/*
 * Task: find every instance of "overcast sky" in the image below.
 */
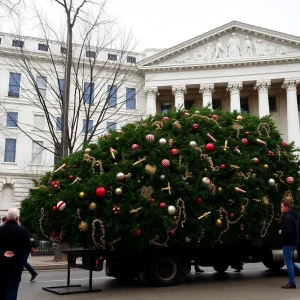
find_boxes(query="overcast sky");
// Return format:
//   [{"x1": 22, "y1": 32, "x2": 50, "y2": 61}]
[{"x1": 1, "y1": 0, "x2": 300, "y2": 51}]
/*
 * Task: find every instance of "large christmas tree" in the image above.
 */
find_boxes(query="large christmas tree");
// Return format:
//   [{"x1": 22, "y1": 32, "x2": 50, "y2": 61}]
[{"x1": 20, "y1": 108, "x2": 300, "y2": 251}]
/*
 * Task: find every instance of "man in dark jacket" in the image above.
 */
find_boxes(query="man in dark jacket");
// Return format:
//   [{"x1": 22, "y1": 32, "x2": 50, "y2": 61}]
[
  {"x1": 0, "y1": 208, "x2": 32, "y2": 299},
  {"x1": 280, "y1": 200, "x2": 300, "y2": 289}
]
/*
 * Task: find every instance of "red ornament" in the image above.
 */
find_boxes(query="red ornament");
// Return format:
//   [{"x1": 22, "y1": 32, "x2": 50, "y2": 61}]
[
  {"x1": 69, "y1": 175, "x2": 74, "y2": 180},
  {"x1": 61, "y1": 164, "x2": 67, "y2": 170},
  {"x1": 162, "y1": 117, "x2": 169, "y2": 122},
  {"x1": 96, "y1": 187, "x2": 106, "y2": 198},
  {"x1": 146, "y1": 134, "x2": 155, "y2": 142},
  {"x1": 131, "y1": 144, "x2": 139, "y2": 151},
  {"x1": 161, "y1": 159, "x2": 170, "y2": 168},
  {"x1": 50, "y1": 181, "x2": 56, "y2": 187},
  {"x1": 150, "y1": 198, "x2": 155, "y2": 203},
  {"x1": 134, "y1": 229, "x2": 142, "y2": 236},
  {"x1": 159, "y1": 202, "x2": 166, "y2": 209},
  {"x1": 212, "y1": 114, "x2": 218, "y2": 120},
  {"x1": 220, "y1": 164, "x2": 226, "y2": 169},
  {"x1": 143, "y1": 123, "x2": 148, "y2": 127},
  {"x1": 241, "y1": 138, "x2": 248, "y2": 145},
  {"x1": 252, "y1": 158, "x2": 259, "y2": 164},
  {"x1": 170, "y1": 149, "x2": 179, "y2": 156},
  {"x1": 197, "y1": 198, "x2": 203, "y2": 204},
  {"x1": 282, "y1": 141, "x2": 288, "y2": 147},
  {"x1": 230, "y1": 213, "x2": 235, "y2": 219},
  {"x1": 52, "y1": 206, "x2": 57, "y2": 212},
  {"x1": 192, "y1": 124, "x2": 198, "y2": 130},
  {"x1": 286, "y1": 177, "x2": 294, "y2": 184},
  {"x1": 245, "y1": 131, "x2": 250, "y2": 136},
  {"x1": 51, "y1": 232, "x2": 58, "y2": 238},
  {"x1": 169, "y1": 230, "x2": 176, "y2": 236},
  {"x1": 113, "y1": 206, "x2": 121, "y2": 215},
  {"x1": 205, "y1": 143, "x2": 215, "y2": 152}
]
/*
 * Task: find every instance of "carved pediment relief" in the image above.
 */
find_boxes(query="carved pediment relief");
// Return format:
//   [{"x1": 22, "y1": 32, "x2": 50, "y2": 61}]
[{"x1": 155, "y1": 32, "x2": 300, "y2": 65}]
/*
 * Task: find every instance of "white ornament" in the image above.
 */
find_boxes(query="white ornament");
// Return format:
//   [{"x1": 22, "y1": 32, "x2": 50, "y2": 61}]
[
  {"x1": 116, "y1": 172, "x2": 125, "y2": 181},
  {"x1": 268, "y1": 178, "x2": 275, "y2": 186},
  {"x1": 189, "y1": 141, "x2": 197, "y2": 148},
  {"x1": 57, "y1": 201, "x2": 66, "y2": 211},
  {"x1": 159, "y1": 138, "x2": 167, "y2": 145},
  {"x1": 202, "y1": 177, "x2": 211, "y2": 185},
  {"x1": 167, "y1": 205, "x2": 176, "y2": 215}
]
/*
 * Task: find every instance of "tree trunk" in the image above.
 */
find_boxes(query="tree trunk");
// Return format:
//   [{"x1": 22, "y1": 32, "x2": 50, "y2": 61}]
[{"x1": 53, "y1": 243, "x2": 68, "y2": 262}]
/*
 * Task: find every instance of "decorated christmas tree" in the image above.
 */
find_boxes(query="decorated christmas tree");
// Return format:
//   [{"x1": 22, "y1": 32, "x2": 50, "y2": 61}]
[{"x1": 20, "y1": 108, "x2": 300, "y2": 250}]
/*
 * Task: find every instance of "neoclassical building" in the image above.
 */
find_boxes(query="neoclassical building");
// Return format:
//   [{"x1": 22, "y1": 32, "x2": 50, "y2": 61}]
[{"x1": 1, "y1": 20, "x2": 300, "y2": 214}]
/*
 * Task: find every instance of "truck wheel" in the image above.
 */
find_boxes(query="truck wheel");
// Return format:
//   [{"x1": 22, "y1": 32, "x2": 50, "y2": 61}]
[
  {"x1": 263, "y1": 261, "x2": 284, "y2": 270},
  {"x1": 213, "y1": 263, "x2": 228, "y2": 273},
  {"x1": 150, "y1": 257, "x2": 180, "y2": 287}
]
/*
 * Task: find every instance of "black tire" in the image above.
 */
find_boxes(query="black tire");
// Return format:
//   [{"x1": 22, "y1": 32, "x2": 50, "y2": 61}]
[
  {"x1": 111, "y1": 264, "x2": 137, "y2": 280},
  {"x1": 213, "y1": 262, "x2": 228, "y2": 273},
  {"x1": 149, "y1": 256, "x2": 181, "y2": 287},
  {"x1": 263, "y1": 261, "x2": 284, "y2": 270}
]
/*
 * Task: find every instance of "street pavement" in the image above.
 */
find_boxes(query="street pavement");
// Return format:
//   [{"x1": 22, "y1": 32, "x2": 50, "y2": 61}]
[{"x1": 19, "y1": 263, "x2": 300, "y2": 300}]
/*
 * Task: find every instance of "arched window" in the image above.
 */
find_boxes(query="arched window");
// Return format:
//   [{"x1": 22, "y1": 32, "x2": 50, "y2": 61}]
[{"x1": 1, "y1": 184, "x2": 14, "y2": 209}]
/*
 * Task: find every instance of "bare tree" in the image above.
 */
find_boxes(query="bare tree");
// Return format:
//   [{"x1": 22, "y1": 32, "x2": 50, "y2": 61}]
[
  {"x1": 0, "y1": 0, "x2": 24, "y2": 15},
  {"x1": 0, "y1": 0, "x2": 143, "y2": 161}
]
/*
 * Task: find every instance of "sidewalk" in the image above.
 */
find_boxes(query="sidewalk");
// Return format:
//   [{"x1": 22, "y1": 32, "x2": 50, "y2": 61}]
[{"x1": 26, "y1": 255, "x2": 68, "y2": 271}]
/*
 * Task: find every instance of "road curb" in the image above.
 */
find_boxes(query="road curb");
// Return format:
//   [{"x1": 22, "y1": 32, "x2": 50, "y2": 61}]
[{"x1": 25, "y1": 264, "x2": 68, "y2": 271}]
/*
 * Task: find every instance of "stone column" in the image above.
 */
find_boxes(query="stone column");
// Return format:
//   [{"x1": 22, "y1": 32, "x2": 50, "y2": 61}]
[
  {"x1": 172, "y1": 85, "x2": 186, "y2": 110},
  {"x1": 254, "y1": 80, "x2": 271, "y2": 117},
  {"x1": 200, "y1": 84, "x2": 214, "y2": 108},
  {"x1": 227, "y1": 82, "x2": 243, "y2": 112},
  {"x1": 144, "y1": 87, "x2": 159, "y2": 115},
  {"x1": 282, "y1": 79, "x2": 300, "y2": 148}
]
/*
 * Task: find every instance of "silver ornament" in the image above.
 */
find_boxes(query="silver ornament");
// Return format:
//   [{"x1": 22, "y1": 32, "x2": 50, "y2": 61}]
[
  {"x1": 160, "y1": 175, "x2": 166, "y2": 180},
  {"x1": 116, "y1": 172, "x2": 125, "y2": 181},
  {"x1": 167, "y1": 205, "x2": 176, "y2": 215},
  {"x1": 189, "y1": 141, "x2": 197, "y2": 148},
  {"x1": 115, "y1": 188, "x2": 123, "y2": 195},
  {"x1": 85, "y1": 148, "x2": 92, "y2": 154},
  {"x1": 159, "y1": 138, "x2": 167, "y2": 145},
  {"x1": 268, "y1": 178, "x2": 275, "y2": 186}
]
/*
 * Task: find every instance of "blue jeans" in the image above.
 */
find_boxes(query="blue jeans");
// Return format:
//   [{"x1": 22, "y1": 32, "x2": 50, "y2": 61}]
[
  {"x1": 23, "y1": 252, "x2": 36, "y2": 276},
  {"x1": 283, "y1": 246, "x2": 300, "y2": 286},
  {"x1": 0, "y1": 274, "x2": 21, "y2": 300}
]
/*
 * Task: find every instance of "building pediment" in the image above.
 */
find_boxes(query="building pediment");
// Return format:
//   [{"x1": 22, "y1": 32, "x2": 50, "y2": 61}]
[{"x1": 138, "y1": 21, "x2": 300, "y2": 71}]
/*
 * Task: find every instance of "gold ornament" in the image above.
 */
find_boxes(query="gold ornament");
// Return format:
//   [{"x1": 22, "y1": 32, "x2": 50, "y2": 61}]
[
  {"x1": 145, "y1": 164, "x2": 157, "y2": 175},
  {"x1": 89, "y1": 202, "x2": 97, "y2": 210},
  {"x1": 262, "y1": 196, "x2": 269, "y2": 204},
  {"x1": 218, "y1": 187, "x2": 223, "y2": 192},
  {"x1": 79, "y1": 192, "x2": 85, "y2": 199},
  {"x1": 185, "y1": 237, "x2": 191, "y2": 243},
  {"x1": 263, "y1": 164, "x2": 268, "y2": 169},
  {"x1": 216, "y1": 219, "x2": 223, "y2": 227},
  {"x1": 115, "y1": 188, "x2": 123, "y2": 196},
  {"x1": 78, "y1": 221, "x2": 88, "y2": 231},
  {"x1": 140, "y1": 186, "x2": 154, "y2": 200},
  {"x1": 85, "y1": 148, "x2": 92, "y2": 154},
  {"x1": 236, "y1": 115, "x2": 243, "y2": 121},
  {"x1": 161, "y1": 182, "x2": 172, "y2": 194}
]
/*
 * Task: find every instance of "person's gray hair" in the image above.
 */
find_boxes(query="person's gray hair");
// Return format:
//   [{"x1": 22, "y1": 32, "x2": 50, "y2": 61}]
[{"x1": 7, "y1": 208, "x2": 20, "y2": 221}]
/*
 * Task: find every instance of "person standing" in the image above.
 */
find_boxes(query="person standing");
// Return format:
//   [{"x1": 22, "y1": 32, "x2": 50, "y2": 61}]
[
  {"x1": 0, "y1": 208, "x2": 32, "y2": 300},
  {"x1": 280, "y1": 200, "x2": 300, "y2": 289},
  {"x1": 23, "y1": 232, "x2": 38, "y2": 281}
]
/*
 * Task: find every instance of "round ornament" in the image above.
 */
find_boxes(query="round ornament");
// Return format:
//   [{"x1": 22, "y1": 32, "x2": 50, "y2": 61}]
[
  {"x1": 245, "y1": 131, "x2": 250, "y2": 136},
  {"x1": 113, "y1": 206, "x2": 121, "y2": 215},
  {"x1": 268, "y1": 178, "x2": 276, "y2": 186},
  {"x1": 189, "y1": 141, "x2": 197, "y2": 148},
  {"x1": 195, "y1": 110, "x2": 200, "y2": 114},
  {"x1": 169, "y1": 230, "x2": 176, "y2": 236},
  {"x1": 205, "y1": 143, "x2": 214, "y2": 152},
  {"x1": 162, "y1": 116, "x2": 169, "y2": 122},
  {"x1": 220, "y1": 164, "x2": 226, "y2": 169},
  {"x1": 134, "y1": 229, "x2": 142, "y2": 236},
  {"x1": 218, "y1": 187, "x2": 223, "y2": 192},
  {"x1": 69, "y1": 175, "x2": 74, "y2": 180},
  {"x1": 170, "y1": 149, "x2": 179, "y2": 156},
  {"x1": 212, "y1": 114, "x2": 218, "y2": 120},
  {"x1": 167, "y1": 205, "x2": 176, "y2": 215},
  {"x1": 263, "y1": 164, "x2": 268, "y2": 169},
  {"x1": 146, "y1": 134, "x2": 155, "y2": 142},
  {"x1": 216, "y1": 219, "x2": 223, "y2": 227},
  {"x1": 116, "y1": 172, "x2": 125, "y2": 181},
  {"x1": 51, "y1": 232, "x2": 58, "y2": 238},
  {"x1": 79, "y1": 192, "x2": 85, "y2": 199},
  {"x1": 159, "y1": 202, "x2": 166, "y2": 209},
  {"x1": 150, "y1": 198, "x2": 155, "y2": 203},
  {"x1": 160, "y1": 175, "x2": 166, "y2": 180},
  {"x1": 197, "y1": 198, "x2": 203, "y2": 204},
  {"x1": 230, "y1": 213, "x2": 235, "y2": 219},
  {"x1": 85, "y1": 148, "x2": 92, "y2": 154},
  {"x1": 50, "y1": 181, "x2": 56, "y2": 187},
  {"x1": 185, "y1": 237, "x2": 191, "y2": 243},
  {"x1": 115, "y1": 188, "x2": 123, "y2": 196},
  {"x1": 57, "y1": 201, "x2": 66, "y2": 211},
  {"x1": 202, "y1": 177, "x2": 211, "y2": 185},
  {"x1": 286, "y1": 177, "x2": 294, "y2": 184},
  {"x1": 131, "y1": 144, "x2": 139, "y2": 151},
  {"x1": 262, "y1": 196, "x2": 269, "y2": 204},
  {"x1": 241, "y1": 138, "x2": 248, "y2": 145},
  {"x1": 161, "y1": 159, "x2": 170, "y2": 168},
  {"x1": 253, "y1": 157, "x2": 259, "y2": 164},
  {"x1": 236, "y1": 115, "x2": 243, "y2": 121},
  {"x1": 78, "y1": 221, "x2": 88, "y2": 231},
  {"x1": 95, "y1": 187, "x2": 106, "y2": 198},
  {"x1": 282, "y1": 141, "x2": 288, "y2": 147},
  {"x1": 159, "y1": 138, "x2": 167, "y2": 145},
  {"x1": 52, "y1": 206, "x2": 57, "y2": 212},
  {"x1": 192, "y1": 124, "x2": 199, "y2": 130},
  {"x1": 89, "y1": 202, "x2": 97, "y2": 210}
]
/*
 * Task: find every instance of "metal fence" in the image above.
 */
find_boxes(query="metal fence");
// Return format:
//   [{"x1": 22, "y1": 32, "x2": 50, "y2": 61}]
[{"x1": 33, "y1": 240, "x2": 83, "y2": 256}]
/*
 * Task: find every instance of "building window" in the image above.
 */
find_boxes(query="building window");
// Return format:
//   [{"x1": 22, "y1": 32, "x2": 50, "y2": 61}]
[
  {"x1": 185, "y1": 100, "x2": 195, "y2": 110},
  {"x1": 268, "y1": 96, "x2": 277, "y2": 113},
  {"x1": 126, "y1": 88, "x2": 136, "y2": 109},
  {"x1": 212, "y1": 99, "x2": 222, "y2": 110},
  {"x1": 4, "y1": 139, "x2": 16, "y2": 163},
  {"x1": 6, "y1": 112, "x2": 18, "y2": 127},
  {"x1": 161, "y1": 102, "x2": 171, "y2": 114},
  {"x1": 54, "y1": 144, "x2": 61, "y2": 165},
  {"x1": 60, "y1": 46, "x2": 67, "y2": 54},
  {"x1": 32, "y1": 141, "x2": 43, "y2": 165},
  {"x1": 127, "y1": 56, "x2": 136, "y2": 64},
  {"x1": 36, "y1": 76, "x2": 47, "y2": 98},
  {"x1": 8, "y1": 72, "x2": 21, "y2": 97},
  {"x1": 38, "y1": 43, "x2": 49, "y2": 52},
  {"x1": 240, "y1": 97, "x2": 249, "y2": 114},
  {"x1": 108, "y1": 53, "x2": 117, "y2": 61},
  {"x1": 82, "y1": 119, "x2": 93, "y2": 133},
  {"x1": 56, "y1": 117, "x2": 62, "y2": 132},
  {"x1": 12, "y1": 39, "x2": 24, "y2": 48},
  {"x1": 107, "y1": 85, "x2": 117, "y2": 108},
  {"x1": 58, "y1": 79, "x2": 65, "y2": 100},
  {"x1": 107, "y1": 122, "x2": 116, "y2": 131},
  {"x1": 34, "y1": 115, "x2": 44, "y2": 130},
  {"x1": 86, "y1": 50, "x2": 96, "y2": 58},
  {"x1": 83, "y1": 82, "x2": 94, "y2": 104}
]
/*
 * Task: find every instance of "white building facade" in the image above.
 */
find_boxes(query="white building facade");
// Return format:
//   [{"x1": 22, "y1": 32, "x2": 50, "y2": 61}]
[{"x1": 1, "y1": 21, "x2": 300, "y2": 213}]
